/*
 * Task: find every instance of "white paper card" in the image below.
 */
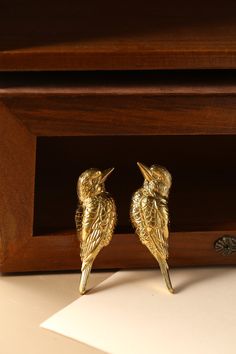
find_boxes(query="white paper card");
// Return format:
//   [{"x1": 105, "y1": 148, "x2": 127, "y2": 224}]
[{"x1": 41, "y1": 268, "x2": 236, "y2": 354}]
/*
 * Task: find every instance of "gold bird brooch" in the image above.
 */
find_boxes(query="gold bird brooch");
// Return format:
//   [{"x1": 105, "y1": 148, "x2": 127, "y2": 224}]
[
  {"x1": 75, "y1": 167, "x2": 116, "y2": 295},
  {"x1": 130, "y1": 162, "x2": 174, "y2": 293}
]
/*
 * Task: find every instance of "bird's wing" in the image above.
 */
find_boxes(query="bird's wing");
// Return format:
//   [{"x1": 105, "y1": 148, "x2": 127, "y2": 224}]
[
  {"x1": 80, "y1": 195, "x2": 116, "y2": 264},
  {"x1": 139, "y1": 196, "x2": 169, "y2": 260},
  {"x1": 75, "y1": 203, "x2": 83, "y2": 236}
]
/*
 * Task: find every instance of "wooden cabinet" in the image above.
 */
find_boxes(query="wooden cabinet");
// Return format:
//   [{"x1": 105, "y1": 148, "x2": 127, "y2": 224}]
[
  {"x1": 1, "y1": 0, "x2": 236, "y2": 70},
  {"x1": 0, "y1": 1, "x2": 236, "y2": 272}
]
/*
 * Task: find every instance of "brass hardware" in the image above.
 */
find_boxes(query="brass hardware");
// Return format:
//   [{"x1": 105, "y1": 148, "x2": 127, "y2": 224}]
[
  {"x1": 215, "y1": 236, "x2": 236, "y2": 256},
  {"x1": 130, "y1": 162, "x2": 174, "y2": 293},
  {"x1": 75, "y1": 167, "x2": 117, "y2": 295}
]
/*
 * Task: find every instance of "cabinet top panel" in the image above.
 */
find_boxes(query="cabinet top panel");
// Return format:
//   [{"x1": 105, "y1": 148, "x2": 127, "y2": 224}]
[{"x1": 1, "y1": 0, "x2": 236, "y2": 71}]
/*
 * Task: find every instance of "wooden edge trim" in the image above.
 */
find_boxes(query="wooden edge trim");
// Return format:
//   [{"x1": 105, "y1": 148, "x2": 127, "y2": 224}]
[
  {"x1": 1, "y1": 231, "x2": 236, "y2": 273},
  {"x1": 0, "y1": 101, "x2": 36, "y2": 265}
]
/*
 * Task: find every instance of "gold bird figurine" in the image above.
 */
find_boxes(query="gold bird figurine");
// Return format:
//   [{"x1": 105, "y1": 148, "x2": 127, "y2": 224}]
[
  {"x1": 130, "y1": 162, "x2": 174, "y2": 293},
  {"x1": 75, "y1": 167, "x2": 116, "y2": 295}
]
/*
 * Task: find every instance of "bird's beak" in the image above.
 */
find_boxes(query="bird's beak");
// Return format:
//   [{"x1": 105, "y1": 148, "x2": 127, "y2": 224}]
[
  {"x1": 100, "y1": 167, "x2": 114, "y2": 183},
  {"x1": 137, "y1": 162, "x2": 152, "y2": 181}
]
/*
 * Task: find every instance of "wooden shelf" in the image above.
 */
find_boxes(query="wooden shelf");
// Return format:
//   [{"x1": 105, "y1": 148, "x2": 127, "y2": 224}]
[
  {"x1": 1, "y1": 77, "x2": 236, "y2": 272},
  {"x1": 2, "y1": 231, "x2": 236, "y2": 273},
  {"x1": 1, "y1": 71, "x2": 236, "y2": 136},
  {"x1": 1, "y1": 0, "x2": 236, "y2": 71}
]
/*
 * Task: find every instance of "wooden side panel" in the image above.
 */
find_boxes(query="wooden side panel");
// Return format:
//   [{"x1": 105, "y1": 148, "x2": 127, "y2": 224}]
[
  {"x1": 2, "y1": 94, "x2": 236, "y2": 136},
  {"x1": 0, "y1": 102, "x2": 36, "y2": 268}
]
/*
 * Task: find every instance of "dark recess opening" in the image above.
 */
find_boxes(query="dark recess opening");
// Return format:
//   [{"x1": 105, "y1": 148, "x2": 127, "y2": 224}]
[{"x1": 33, "y1": 135, "x2": 236, "y2": 236}]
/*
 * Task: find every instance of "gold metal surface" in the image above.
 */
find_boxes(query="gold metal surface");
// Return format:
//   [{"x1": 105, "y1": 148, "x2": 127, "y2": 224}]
[
  {"x1": 75, "y1": 167, "x2": 116, "y2": 294},
  {"x1": 130, "y1": 162, "x2": 174, "y2": 293}
]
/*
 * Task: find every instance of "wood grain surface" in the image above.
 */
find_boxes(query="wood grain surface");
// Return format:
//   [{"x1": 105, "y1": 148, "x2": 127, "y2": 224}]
[
  {"x1": 2, "y1": 231, "x2": 236, "y2": 273},
  {"x1": 0, "y1": 102, "x2": 36, "y2": 266},
  {"x1": 0, "y1": 0, "x2": 236, "y2": 70},
  {"x1": 0, "y1": 72, "x2": 236, "y2": 272},
  {"x1": 1, "y1": 72, "x2": 236, "y2": 136}
]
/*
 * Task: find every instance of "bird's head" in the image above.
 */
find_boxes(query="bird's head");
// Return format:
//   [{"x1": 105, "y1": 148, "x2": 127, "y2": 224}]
[
  {"x1": 77, "y1": 167, "x2": 114, "y2": 201},
  {"x1": 137, "y1": 162, "x2": 172, "y2": 198}
]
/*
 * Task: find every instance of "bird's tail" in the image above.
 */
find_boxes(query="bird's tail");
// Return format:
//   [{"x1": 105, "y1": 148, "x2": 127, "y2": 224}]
[
  {"x1": 79, "y1": 261, "x2": 93, "y2": 295},
  {"x1": 159, "y1": 259, "x2": 174, "y2": 294}
]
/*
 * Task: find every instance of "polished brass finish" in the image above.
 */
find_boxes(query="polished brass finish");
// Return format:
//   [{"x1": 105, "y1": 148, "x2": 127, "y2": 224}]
[
  {"x1": 215, "y1": 236, "x2": 236, "y2": 255},
  {"x1": 130, "y1": 162, "x2": 174, "y2": 293},
  {"x1": 75, "y1": 167, "x2": 116, "y2": 294}
]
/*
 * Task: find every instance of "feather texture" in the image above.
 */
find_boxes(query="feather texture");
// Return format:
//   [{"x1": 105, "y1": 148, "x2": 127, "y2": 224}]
[
  {"x1": 79, "y1": 193, "x2": 116, "y2": 266},
  {"x1": 131, "y1": 190, "x2": 169, "y2": 261},
  {"x1": 130, "y1": 162, "x2": 174, "y2": 293},
  {"x1": 75, "y1": 167, "x2": 116, "y2": 295}
]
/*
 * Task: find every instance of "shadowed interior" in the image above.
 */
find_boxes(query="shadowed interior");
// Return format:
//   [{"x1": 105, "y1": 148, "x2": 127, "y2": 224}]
[{"x1": 33, "y1": 135, "x2": 236, "y2": 236}]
